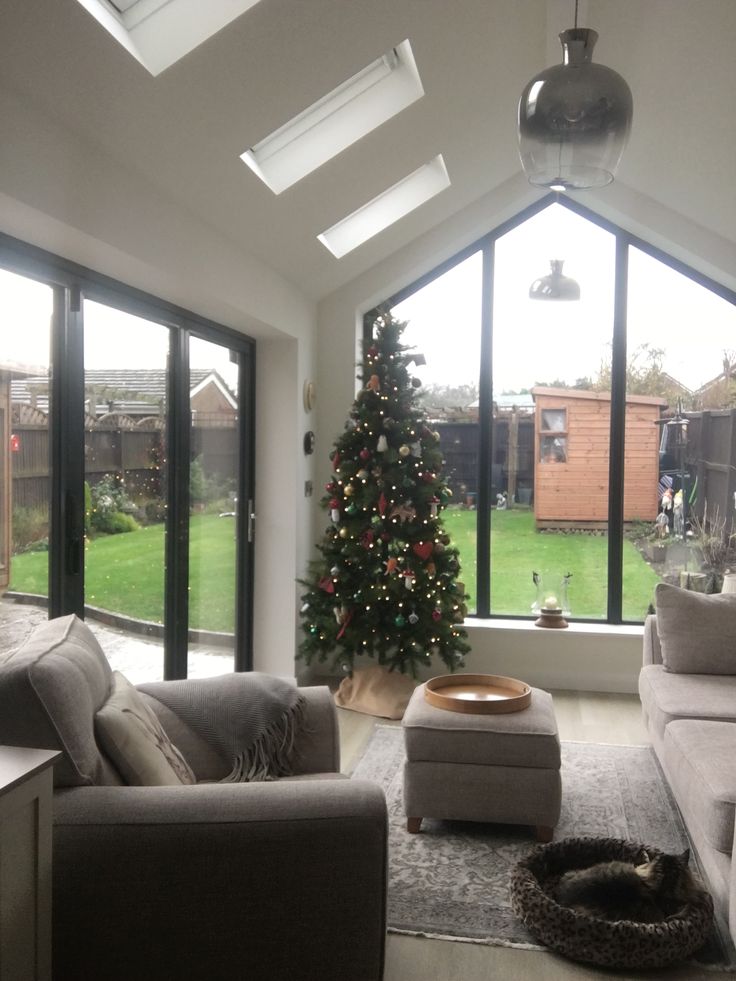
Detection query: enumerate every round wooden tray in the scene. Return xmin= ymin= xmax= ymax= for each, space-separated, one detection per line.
xmin=424 ymin=673 xmax=532 ymax=714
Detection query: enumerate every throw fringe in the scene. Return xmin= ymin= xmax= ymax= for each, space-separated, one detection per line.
xmin=221 ymin=694 xmax=306 ymax=782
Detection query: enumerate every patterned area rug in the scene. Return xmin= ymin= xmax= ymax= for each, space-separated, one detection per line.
xmin=351 ymin=725 xmax=733 ymax=969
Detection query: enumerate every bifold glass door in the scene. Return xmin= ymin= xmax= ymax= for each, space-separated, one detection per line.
xmin=1 ymin=269 xmax=53 ymax=604
xmin=0 ymin=238 xmax=254 ymax=680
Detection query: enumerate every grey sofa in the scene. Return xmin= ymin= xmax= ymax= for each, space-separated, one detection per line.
xmin=639 ymin=583 xmax=736 ymax=948
xmin=0 ymin=614 xmax=387 ymax=981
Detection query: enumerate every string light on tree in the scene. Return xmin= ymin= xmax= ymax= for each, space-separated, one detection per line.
xmin=298 ymin=308 xmax=470 ymax=676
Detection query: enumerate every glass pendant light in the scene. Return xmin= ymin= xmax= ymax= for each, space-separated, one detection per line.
xmin=517 ymin=1 xmax=633 ymax=190
xmin=529 ymin=260 xmax=580 ymax=300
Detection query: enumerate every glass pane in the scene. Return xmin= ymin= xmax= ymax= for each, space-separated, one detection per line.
xmin=492 ymin=204 xmax=615 ymax=619
xmin=83 ymin=300 xmax=169 ymax=682
xmin=188 ymin=336 xmax=240 ymax=676
xmin=391 ymin=251 xmax=483 ymax=614
xmin=1 ymin=270 xmax=53 ymax=628
xmin=623 ymin=248 xmax=736 ymax=620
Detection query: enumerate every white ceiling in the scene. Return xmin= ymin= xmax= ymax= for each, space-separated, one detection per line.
xmin=0 ymin=0 xmax=734 ymax=303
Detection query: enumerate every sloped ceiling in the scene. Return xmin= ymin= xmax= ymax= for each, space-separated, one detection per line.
xmin=0 ymin=0 xmax=734 ymax=302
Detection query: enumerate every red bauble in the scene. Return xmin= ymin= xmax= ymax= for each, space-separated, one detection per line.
xmin=359 ymin=448 xmax=371 ymax=461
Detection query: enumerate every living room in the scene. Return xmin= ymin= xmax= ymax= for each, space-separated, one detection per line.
xmin=1 ymin=1 xmax=735 ymax=979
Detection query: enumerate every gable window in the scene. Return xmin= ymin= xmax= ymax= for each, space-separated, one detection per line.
xmin=381 ymin=196 xmax=736 ymax=625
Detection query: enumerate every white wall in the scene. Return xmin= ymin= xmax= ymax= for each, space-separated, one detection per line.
xmin=0 ymin=84 xmax=320 ymax=679
xmin=314 ymin=175 xmax=735 ymax=693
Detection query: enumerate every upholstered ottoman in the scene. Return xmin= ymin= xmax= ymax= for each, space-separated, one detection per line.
xmin=402 ymin=683 xmax=561 ymax=841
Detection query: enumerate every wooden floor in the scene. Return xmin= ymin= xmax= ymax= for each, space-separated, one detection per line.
xmin=337 ymin=691 xmax=735 ymax=981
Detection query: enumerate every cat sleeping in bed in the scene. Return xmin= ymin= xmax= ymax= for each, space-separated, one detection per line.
xmin=556 ymin=849 xmax=707 ymax=923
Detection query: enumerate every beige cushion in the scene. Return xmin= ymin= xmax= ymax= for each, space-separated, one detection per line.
xmin=655 ymin=582 xmax=736 ymax=674
xmin=402 ymin=684 xmax=560 ymax=769
xmin=664 ymin=720 xmax=736 ymax=854
xmin=95 ymin=673 xmax=196 ymax=785
xmin=0 ymin=614 xmax=121 ymax=787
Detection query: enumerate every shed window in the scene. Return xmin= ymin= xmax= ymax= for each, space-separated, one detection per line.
xmin=540 ymin=409 xmax=567 ymax=462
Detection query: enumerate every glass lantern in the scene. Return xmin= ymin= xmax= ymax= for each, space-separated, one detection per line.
xmin=531 ymin=571 xmax=572 ymax=615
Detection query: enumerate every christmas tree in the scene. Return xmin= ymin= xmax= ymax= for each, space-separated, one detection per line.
xmin=299 ymin=308 xmax=471 ymax=676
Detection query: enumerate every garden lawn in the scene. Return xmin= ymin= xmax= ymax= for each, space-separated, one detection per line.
xmin=443 ymin=507 xmax=661 ymax=622
xmin=9 ymin=513 xmax=238 ymax=633
xmin=11 ymin=508 xmax=661 ymax=629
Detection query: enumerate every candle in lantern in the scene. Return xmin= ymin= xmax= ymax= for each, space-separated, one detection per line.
xmin=544 ymin=594 xmax=559 ymax=610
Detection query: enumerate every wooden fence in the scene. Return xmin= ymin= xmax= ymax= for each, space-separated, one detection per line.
xmin=11 ymin=412 xmax=237 ymax=511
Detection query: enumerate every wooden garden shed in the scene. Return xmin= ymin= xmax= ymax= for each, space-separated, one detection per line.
xmin=531 ymin=386 xmax=667 ymax=529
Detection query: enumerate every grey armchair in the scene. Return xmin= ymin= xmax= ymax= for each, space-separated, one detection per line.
xmin=0 ymin=614 xmax=387 ymax=981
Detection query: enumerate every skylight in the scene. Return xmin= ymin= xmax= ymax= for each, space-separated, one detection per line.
xmin=317 ymin=155 xmax=450 ymax=259
xmin=73 ymin=0 xmax=262 ymax=75
xmin=240 ymin=39 xmax=424 ymax=194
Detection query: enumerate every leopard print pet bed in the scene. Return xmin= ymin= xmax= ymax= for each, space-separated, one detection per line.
xmin=510 ymin=836 xmax=714 ymax=969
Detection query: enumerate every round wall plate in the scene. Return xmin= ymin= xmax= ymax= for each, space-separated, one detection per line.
xmin=303 ymin=380 xmax=316 ymax=412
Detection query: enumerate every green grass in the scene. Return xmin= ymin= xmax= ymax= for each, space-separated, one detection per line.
xmin=10 ymin=508 xmax=661 ymax=628
xmin=444 ymin=507 xmax=662 ymax=621
xmin=9 ymin=513 xmax=238 ymax=632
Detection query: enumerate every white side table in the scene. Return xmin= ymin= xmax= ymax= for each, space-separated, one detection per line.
xmin=0 ymin=746 xmax=60 ymax=981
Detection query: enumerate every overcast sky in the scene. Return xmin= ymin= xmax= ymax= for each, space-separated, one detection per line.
xmin=2 ymin=202 xmax=735 ymax=396
xmin=394 ymin=203 xmax=736 ymax=394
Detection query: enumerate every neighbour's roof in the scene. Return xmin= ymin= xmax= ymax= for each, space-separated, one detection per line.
xmin=11 ymin=368 xmax=235 ymax=415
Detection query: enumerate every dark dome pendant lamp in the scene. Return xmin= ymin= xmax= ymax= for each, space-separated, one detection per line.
xmin=529 ymin=259 xmax=580 ymax=300
xmin=517 ymin=0 xmax=633 ymax=191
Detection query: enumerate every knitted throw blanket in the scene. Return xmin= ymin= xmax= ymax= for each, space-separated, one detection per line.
xmin=138 ymin=673 xmax=306 ymax=782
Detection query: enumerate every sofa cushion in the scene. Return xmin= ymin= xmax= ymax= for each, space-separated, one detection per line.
xmin=655 ymin=582 xmax=736 ymax=674
xmin=0 ymin=614 xmax=121 ymax=787
xmin=639 ymin=664 xmax=736 ymax=745
xmin=664 ymin=719 xmax=736 ymax=854
xmin=96 ymin=673 xmax=196 ymax=786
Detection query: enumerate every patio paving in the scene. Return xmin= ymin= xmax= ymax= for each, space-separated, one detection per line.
xmin=0 ymin=596 xmax=234 ymax=683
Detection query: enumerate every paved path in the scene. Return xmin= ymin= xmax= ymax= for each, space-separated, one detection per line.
xmin=0 ymin=597 xmax=234 ymax=683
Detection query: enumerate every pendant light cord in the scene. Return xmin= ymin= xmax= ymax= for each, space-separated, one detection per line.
xmin=574 ymin=0 xmax=579 ymax=29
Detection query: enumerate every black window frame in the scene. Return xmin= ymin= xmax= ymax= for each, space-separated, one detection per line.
xmin=0 ymin=230 xmax=256 ymax=675
xmin=369 ymin=194 xmax=736 ymax=624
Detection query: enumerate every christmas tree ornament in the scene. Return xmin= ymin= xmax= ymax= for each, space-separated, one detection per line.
xmin=343 ymin=484 xmax=354 ymax=497
xmin=404 ymin=570 xmax=415 ymax=589
xmin=366 ymin=374 xmax=380 ymax=392
xmin=408 ymin=611 xmax=419 ymax=625
xmin=395 ymin=614 xmax=406 ymax=628
xmin=411 ymin=377 xmax=422 ymax=388
xmin=346 ymin=503 xmax=358 ymax=516
xmin=429 ymin=496 xmax=440 ymax=517
xmin=398 ymin=444 xmax=411 ymax=457
xmin=377 ymin=435 xmax=388 ymax=452
xmin=330 ymin=566 xmax=340 ymax=576
xmin=359 ymin=448 xmax=371 ymax=461
xmin=412 ymin=541 xmax=434 ymax=561
xmin=410 ymin=441 xmax=422 ymax=457
xmin=338 ymin=527 xmax=349 ymax=538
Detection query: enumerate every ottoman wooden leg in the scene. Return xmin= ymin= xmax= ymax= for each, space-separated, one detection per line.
xmin=535 ymin=825 xmax=554 ymax=843
xmin=407 ymin=817 xmax=422 ymax=834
